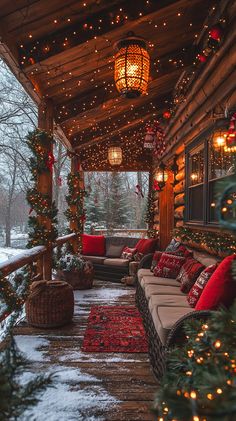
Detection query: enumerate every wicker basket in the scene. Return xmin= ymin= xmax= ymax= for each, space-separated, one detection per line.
xmin=56 ymin=261 xmax=94 ymax=290
xmin=26 ymin=280 xmax=74 ymax=328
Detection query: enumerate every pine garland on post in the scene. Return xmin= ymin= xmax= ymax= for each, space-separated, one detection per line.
xmin=26 ymin=129 xmax=58 ymax=248
xmin=145 ymin=190 xmax=157 ymax=238
xmin=65 ymin=172 xmax=87 ymax=252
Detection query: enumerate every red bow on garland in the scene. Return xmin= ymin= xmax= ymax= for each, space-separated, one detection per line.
xmin=47 ymin=152 xmax=56 ymax=172
xmin=153 ymin=179 xmax=160 ymax=191
xmin=135 ymin=184 xmax=144 ymax=198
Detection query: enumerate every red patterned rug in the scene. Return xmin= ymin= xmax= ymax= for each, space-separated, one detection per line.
xmin=82 ymin=305 xmax=148 ymax=353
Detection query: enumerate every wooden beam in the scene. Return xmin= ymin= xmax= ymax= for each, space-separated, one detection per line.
xmin=19 ymin=0 xmax=179 ymax=66
xmin=72 ymin=94 xmax=170 ymax=146
xmin=54 ymin=45 xmax=194 ymax=124
xmin=38 ymin=98 xmax=54 ymax=280
xmin=159 ymin=170 xmax=174 ymax=249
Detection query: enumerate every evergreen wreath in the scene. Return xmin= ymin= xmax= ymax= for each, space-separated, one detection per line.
xmin=26 ymin=129 xmax=58 ymax=248
xmin=65 ymin=172 xmax=87 ymax=251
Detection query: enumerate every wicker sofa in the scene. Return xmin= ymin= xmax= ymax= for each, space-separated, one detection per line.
xmin=82 ymin=236 xmax=157 ymax=282
xmin=135 ymin=249 xmax=219 ymax=380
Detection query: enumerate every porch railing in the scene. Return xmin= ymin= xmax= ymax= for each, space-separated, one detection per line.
xmin=91 ymin=228 xmax=148 ymax=238
xmin=0 ymin=233 xmax=77 ymax=324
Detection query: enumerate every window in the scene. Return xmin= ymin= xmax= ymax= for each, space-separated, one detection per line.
xmin=185 ymin=125 xmax=235 ymax=226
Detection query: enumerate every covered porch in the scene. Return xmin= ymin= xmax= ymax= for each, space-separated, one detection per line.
xmin=0 ymin=0 xmax=236 ymax=420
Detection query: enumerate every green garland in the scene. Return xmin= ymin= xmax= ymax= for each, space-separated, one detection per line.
xmin=174 ymin=226 xmax=236 ymax=254
xmin=65 ymin=172 xmax=87 ymax=251
xmin=0 ymin=266 xmax=32 ymax=320
xmin=26 ymin=129 xmax=58 ymax=248
xmin=26 ymin=129 xmax=53 ymax=181
xmin=145 ymin=190 xmax=158 ymax=238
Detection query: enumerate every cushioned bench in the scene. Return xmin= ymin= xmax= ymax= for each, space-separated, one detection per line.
xmin=82 ymin=235 xmax=157 ymax=282
xmin=136 ymin=248 xmax=221 ymax=380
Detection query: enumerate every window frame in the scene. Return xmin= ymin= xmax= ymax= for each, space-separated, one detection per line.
xmin=185 ymin=121 xmax=229 ymax=228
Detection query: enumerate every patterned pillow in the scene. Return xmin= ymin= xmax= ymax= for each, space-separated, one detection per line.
xmin=165 ymin=238 xmax=181 ymax=252
xmin=187 ymin=264 xmax=218 ymax=307
xmin=151 ymin=251 xmax=163 ymax=272
xmin=121 ymin=247 xmax=137 ymax=261
xmin=177 ymin=259 xmax=205 ymax=293
xmin=153 ymin=253 xmax=185 ymax=279
xmin=133 ymin=252 xmax=144 ymax=262
xmin=150 ymin=247 xmax=192 ymax=272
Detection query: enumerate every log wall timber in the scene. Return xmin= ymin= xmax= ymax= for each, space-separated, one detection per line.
xmin=38 ymin=99 xmax=54 ymax=279
xmin=159 ymin=170 xmax=174 ymax=250
xmin=173 ymin=151 xmax=185 ymax=227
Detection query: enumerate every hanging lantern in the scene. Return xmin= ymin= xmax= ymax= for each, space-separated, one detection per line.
xmin=144 ymin=125 xmax=155 ymax=149
xmin=154 ymin=163 xmax=168 ymax=190
xmin=114 ymin=32 xmax=150 ymax=98
xmin=212 ymin=130 xmax=227 ymax=149
xmin=108 ymin=145 xmax=122 ymax=166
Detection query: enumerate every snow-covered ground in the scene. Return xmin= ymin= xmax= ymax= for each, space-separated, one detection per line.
xmin=0 ymin=247 xmax=23 ymax=263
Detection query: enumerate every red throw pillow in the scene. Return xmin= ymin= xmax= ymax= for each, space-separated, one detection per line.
xmin=196 ymin=255 xmax=236 ymax=310
xmin=187 ymin=264 xmax=218 ymax=308
xmin=121 ymin=246 xmax=137 ymax=261
xmin=136 ymin=238 xmax=157 ymax=254
xmin=176 ymin=245 xmax=193 ymax=259
xmin=153 ymin=253 xmax=185 ymax=279
xmin=151 ymin=251 xmax=163 ymax=272
xmin=133 ymin=251 xmax=144 ymax=262
xmin=177 ymin=258 xmax=205 ymax=293
xmin=82 ymin=234 xmax=105 ymax=256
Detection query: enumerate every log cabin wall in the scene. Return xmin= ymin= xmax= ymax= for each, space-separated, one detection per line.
xmin=154 ymin=0 xmax=236 ymax=249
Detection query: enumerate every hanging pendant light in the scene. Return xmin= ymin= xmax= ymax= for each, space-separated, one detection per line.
xmin=155 ymin=163 xmax=168 ymax=190
xmin=114 ymin=32 xmax=150 ymax=98
xmin=108 ymin=144 xmax=123 ymax=166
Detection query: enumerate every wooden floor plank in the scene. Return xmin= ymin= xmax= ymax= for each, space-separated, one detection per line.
xmin=14 ymin=280 xmax=157 ymax=420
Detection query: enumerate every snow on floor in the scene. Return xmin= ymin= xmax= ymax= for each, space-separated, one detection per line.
xmin=16 ymin=335 xmax=120 ymax=421
xmin=0 ymin=247 xmax=23 ymax=263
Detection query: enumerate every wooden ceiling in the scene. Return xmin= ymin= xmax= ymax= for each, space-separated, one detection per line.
xmin=0 ymin=0 xmax=214 ymax=170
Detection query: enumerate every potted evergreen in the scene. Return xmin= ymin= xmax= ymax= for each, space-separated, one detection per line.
xmin=55 ymin=251 xmax=94 ymax=290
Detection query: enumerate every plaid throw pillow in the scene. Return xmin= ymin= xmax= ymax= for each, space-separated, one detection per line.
xmin=121 ymin=247 xmax=136 ymax=261
xmin=133 ymin=252 xmax=144 ymax=262
xmin=187 ymin=264 xmax=218 ymax=307
xmin=153 ymin=253 xmax=185 ymax=279
xmin=177 ymin=258 xmax=205 ymax=293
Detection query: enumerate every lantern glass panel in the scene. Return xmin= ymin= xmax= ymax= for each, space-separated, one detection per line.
xmin=108 ymin=146 xmax=122 ymax=166
xmin=114 ymin=40 xmax=150 ymax=98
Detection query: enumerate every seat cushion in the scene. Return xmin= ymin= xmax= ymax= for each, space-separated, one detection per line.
xmin=149 ymin=294 xmax=190 ymax=313
xmin=152 ymin=306 xmax=193 ymax=345
xmin=137 ymin=268 xmax=153 ymax=282
xmin=144 ymin=284 xmax=185 ymax=300
xmin=141 ymin=276 xmax=180 ymax=289
xmin=82 ymin=255 xmax=106 ymax=265
xmin=103 ymin=258 xmax=129 ymax=267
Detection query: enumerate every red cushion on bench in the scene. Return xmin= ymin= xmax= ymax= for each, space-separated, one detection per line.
xmin=82 ymin=234 xmax=105 ymax=256
xmin=136 ymin=238 xmax=157 ymax=254
xmin=195 ymin=255 xmax=236 ymax=310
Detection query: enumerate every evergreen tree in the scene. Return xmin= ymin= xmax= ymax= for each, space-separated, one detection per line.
xmin=107 ymin=172 xmax=130 ymax=229
xmin=153 ymin=300 xmax=236 ymax=421
xmin=85 ymin=188 xmax=104 ymax=226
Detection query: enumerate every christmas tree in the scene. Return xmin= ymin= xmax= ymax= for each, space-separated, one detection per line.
xmin=153 ymin=299 xmax=236 ymax=421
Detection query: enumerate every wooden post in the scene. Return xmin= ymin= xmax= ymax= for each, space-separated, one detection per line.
xmin=70 ymin=155 xmax=84 ymax=253
xmin=159 ymin=170 xmax=174 ymax=250
xmin=38 ymin=99 xmax=54 ymax=279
